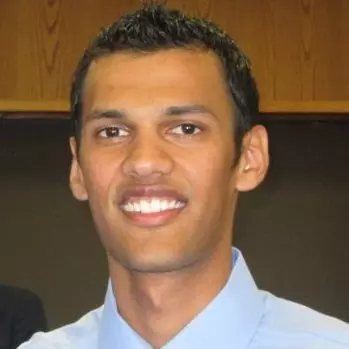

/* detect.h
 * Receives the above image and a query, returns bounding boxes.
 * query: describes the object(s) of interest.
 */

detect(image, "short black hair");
[70,3,259,147]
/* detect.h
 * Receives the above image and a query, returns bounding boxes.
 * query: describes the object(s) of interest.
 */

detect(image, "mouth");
[119,187,188,227]
[121,198,186,214]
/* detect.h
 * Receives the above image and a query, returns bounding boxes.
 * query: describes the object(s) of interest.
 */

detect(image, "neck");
[108,245,233,348]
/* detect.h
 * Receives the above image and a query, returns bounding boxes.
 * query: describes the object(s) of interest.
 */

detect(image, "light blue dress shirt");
[19,249,349,348]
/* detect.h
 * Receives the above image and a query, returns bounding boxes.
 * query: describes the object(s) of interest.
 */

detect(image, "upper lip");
[119,185,188,205]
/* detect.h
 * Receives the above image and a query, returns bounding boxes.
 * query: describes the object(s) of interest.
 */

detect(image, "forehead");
[82,48,233,118]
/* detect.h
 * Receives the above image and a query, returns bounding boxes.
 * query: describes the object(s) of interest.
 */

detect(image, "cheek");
[82,151,122,203]
[182,149,235,203]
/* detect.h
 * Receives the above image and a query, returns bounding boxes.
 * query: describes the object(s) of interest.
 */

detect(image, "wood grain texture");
[0,0,18,99]
[0,0,348,113]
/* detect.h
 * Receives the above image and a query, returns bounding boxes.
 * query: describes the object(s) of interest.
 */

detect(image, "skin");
[70,48,269,348]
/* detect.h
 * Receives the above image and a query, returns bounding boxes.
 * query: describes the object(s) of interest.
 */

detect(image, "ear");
[69,137,88,201]
[235,125,269,192]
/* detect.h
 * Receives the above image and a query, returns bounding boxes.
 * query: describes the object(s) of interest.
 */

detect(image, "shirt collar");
[98,248,265,349]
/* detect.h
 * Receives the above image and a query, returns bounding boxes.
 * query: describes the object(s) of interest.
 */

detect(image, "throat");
[117,275,200,348]
[111,255,232,348]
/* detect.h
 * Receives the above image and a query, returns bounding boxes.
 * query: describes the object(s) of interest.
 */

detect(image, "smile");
[121,199,186,214]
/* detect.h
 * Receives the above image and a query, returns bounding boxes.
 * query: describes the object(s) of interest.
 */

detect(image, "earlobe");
[235,125,269,192]
[69,137,88,201]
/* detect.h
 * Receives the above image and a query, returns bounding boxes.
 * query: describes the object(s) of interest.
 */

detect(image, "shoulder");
[17,306,103,349]
[0,285,42,307]
[254,291,349,348]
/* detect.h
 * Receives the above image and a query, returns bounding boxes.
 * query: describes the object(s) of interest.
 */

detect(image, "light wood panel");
[0,0,140,107]
[0,0,348,113]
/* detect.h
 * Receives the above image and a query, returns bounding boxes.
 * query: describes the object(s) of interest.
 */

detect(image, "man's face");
[70,49,267,273]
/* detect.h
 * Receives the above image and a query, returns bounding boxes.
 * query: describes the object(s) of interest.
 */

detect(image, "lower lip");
[121,207,185,227]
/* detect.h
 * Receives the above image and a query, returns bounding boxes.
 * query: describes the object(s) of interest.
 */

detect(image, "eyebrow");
[87,109,126,121]
[86,104,217,121]
[163,104,217,119]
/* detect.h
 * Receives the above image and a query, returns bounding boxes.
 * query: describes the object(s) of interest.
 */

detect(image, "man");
[19,3,349,349]
[0,285,47,349]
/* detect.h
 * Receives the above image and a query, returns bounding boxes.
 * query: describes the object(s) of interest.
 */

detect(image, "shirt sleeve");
[16,334,57,349]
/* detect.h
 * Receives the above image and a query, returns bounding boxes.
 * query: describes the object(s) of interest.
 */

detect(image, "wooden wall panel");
[0,1,18,100]
[0,0,348,113]
[0,0,140,111]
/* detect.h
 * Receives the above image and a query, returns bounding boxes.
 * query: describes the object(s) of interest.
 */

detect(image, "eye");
[170,123,201,136]
[98,127,129,139]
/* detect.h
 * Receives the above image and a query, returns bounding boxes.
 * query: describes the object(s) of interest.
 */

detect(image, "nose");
[121,132,174,180]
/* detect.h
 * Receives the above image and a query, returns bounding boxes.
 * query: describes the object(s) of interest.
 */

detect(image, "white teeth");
[160,201,168,211]
[140,200,148,213]
[122,199,185,213]
[151,199,161,212]
[125,203,133,212]
[174,202,183,209]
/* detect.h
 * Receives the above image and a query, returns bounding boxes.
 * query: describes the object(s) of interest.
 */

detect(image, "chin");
[118,249,197,274]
